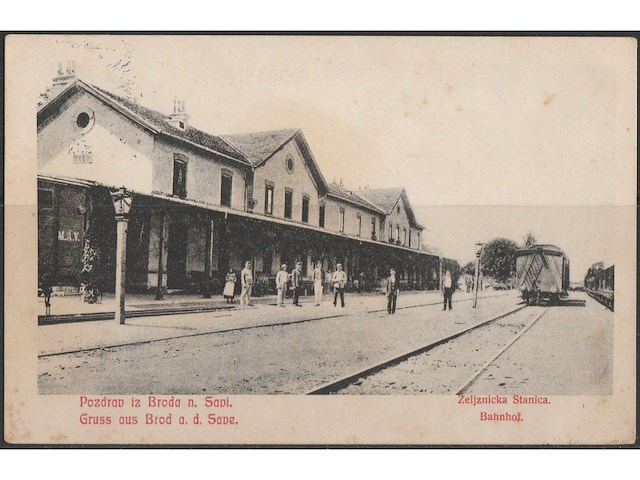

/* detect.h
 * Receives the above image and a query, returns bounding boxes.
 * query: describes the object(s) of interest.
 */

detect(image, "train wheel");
[532,291,540,306]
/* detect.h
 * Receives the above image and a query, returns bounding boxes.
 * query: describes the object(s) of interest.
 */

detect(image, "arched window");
[264,181,274,214]
[319,202,326,228]
[302,194,310,223]
[284,188,293,219]
[173,153,188,199]
[221,168,233,207]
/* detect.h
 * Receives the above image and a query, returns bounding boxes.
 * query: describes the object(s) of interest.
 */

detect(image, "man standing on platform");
[386,268,399,314]
[240,261,254,308]
[312,260,324,306]
[332,263,347,308]
[443,270,453,311]
[275,263,289,307]
[292,261,303,307]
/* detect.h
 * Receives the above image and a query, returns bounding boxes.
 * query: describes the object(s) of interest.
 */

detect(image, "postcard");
[4,34,636,445]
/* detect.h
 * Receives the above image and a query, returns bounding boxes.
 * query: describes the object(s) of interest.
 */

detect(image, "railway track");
[306,305,547,395]
[585,289,614,311]
[455,307,548,394]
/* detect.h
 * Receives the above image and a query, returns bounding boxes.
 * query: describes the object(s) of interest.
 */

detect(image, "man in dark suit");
[292,261,303,307]
[386,268,399,314]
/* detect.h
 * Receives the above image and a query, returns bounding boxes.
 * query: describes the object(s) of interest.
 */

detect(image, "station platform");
[37,287,502,324]
[37,289,515,357]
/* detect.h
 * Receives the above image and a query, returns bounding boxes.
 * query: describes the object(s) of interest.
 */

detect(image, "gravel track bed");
[335,307,545,395]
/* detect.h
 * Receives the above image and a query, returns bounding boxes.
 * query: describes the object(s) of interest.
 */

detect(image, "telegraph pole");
[473,242,484,309]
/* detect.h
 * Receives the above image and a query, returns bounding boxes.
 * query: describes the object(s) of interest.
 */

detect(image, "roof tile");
[89,84,248,164]
[220,129,300,166]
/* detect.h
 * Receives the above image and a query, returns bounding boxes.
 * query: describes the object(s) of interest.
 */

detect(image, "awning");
[38,173,440,260]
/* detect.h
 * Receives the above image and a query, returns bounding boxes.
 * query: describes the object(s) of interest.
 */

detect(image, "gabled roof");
[355,187,404,214]
[219,129,299,166]
[326,183,385,215]
[356,187,424,230]
[37,79,249,166]
[221,129,329,195]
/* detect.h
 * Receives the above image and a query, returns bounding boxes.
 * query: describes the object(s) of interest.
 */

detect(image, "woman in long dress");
[223,269,236,303]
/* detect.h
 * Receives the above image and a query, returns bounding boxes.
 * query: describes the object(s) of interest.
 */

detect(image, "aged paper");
[4,34,636,445]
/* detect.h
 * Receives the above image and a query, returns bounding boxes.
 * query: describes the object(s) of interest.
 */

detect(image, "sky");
[23,35,635,281]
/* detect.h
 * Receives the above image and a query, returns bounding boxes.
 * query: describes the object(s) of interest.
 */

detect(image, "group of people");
[222,260,349,309]
[222,261,455,313]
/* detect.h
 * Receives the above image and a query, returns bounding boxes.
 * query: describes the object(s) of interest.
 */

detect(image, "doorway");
[167,223,187,289]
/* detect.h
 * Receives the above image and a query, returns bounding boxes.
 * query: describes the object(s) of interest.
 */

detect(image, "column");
[110,188,133,325]
[155,208,165,300]
[114,217,129,324]
[203,216,213,298]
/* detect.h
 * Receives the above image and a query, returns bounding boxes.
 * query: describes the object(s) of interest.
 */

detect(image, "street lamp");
[110,187,133,324]
[473,242,484,308]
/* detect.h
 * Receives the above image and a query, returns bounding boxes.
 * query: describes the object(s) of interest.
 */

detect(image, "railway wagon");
[515,244,569,305]
[585,265,614,311]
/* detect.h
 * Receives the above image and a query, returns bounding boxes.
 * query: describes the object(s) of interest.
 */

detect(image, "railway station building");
[37,72,444,298]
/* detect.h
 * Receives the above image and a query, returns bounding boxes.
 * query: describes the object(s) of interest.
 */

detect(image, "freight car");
[515,244,569,305]
[584,265,614,311]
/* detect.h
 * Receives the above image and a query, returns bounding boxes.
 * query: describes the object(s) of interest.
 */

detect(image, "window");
[264,182,274,215]
[319,203,326,228]
[371,217,376,239]
[285,155,294,174]
[403,228,407,245]
[356,214,362,236]
[221,171,233,207]
[396,225,400,242]
[173,154,188,199]
[397,205,401,214]
[339,208,345,233]
[302,195,310,223]
[409,228,412,247]
[74,107,95,134]
[77,112,90,128]
[417,231,421,249]
[388,222,392,240]
[284,189,293,219]
[38,188,54,209]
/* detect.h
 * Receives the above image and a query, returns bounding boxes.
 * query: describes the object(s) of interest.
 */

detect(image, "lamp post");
[473,242,484,309]
[110,187,133,324]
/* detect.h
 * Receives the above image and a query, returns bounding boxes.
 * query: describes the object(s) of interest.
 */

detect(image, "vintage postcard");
[3,34,637,445]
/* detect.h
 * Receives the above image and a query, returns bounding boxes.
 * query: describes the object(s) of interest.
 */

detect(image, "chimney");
[167,97,189,130]
[50,61,77,96]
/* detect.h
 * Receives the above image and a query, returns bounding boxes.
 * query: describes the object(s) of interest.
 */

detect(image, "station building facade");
[37,73,443,297]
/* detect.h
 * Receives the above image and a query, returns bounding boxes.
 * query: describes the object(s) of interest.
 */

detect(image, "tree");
[79,190,116,303]
[523,231,537,247]
[462,261,475,275]
[480,238,519,283]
